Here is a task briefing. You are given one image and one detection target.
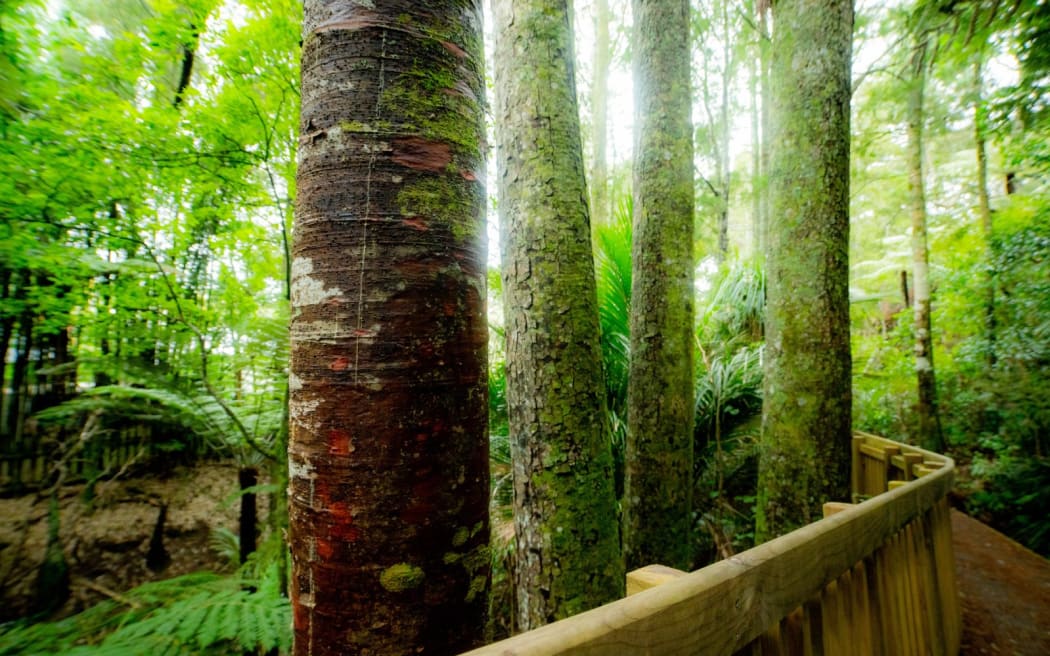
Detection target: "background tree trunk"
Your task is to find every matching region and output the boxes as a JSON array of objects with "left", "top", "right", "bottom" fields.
[
  {"left": 906, "top": 39, "right": 944, "bottom": 453},
  {"left": 623, "top": 0, "right": 695, "bottom": 571},
  {"left": 290, "top": 3, "right": 490, "bottom": 654},
  {"left": 756, "top": 0, "right": 853, "bottom": 542},
  {"left": 973, "top": 58, "right": 996, "bottom": 366},
  {"left": 590, "top": 0, "right": 612, "bottom": 227},
  {"left": 493, "top": 0, "right": 624, "bottom": 631}
]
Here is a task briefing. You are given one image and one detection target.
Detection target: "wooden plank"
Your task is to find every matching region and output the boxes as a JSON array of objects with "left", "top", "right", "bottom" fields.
[
  {"left": 888, "top": 481, "right": 908, "bottom": 490},
  {"left": 859, "top": 444, "right": 887, "bottom": 461},
  {"left": 901, "top": 454, "right": 923, "bottom": 482},
  {"left": 626, "top": 565, "right": 687, "bottom": 596},
  {"left": 461, "top": 450, "right": 955, "bottom": 656},
  {"left": 851, "top": 435, "right": 865, "bottom": 501},
  {"left": 822, "top": 502, "right": 853, "bottom": 518}
]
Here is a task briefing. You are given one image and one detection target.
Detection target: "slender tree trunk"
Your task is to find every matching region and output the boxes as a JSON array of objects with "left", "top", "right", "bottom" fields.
[
  {"left": 238, "top": 466, "right": 258, "bottom": 566},
  {"left": 590, "top": 0, "right": 612, "bottom": 226},
  {"left": 756, "top": 0, "right": 853, "bottom": 542},
  {"left": 749, "top": 31, "right": 763, "bottom": 258},
  {"left": 290, "top": 3, "right": 490, "bottom": 654},
  {"left": 906, "top": 39, "right": 944, "bottom": 453},
  {"left": 759, "top": 6, "right": 772, "bottom": 234},
  {"left": 623, "top": 0, "right": 695, "bottom": 571},
  {"left": 493, "top": 0, "right": 623, "bottom": 630},
  {"left": 717, "top": 0, "right": 732, "bottom": 262},
  {"left": 973, "top": 58, "right": 996, "bottom": 366}
]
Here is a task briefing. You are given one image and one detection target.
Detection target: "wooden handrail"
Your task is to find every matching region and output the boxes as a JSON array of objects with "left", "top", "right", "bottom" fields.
[{"left": 463, "top": 433, "right": 960, "bottom": 656}]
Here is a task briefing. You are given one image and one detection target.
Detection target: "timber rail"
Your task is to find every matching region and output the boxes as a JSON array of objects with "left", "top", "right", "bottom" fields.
[{"left": 464, "top": 431, "right": 960, "bottom": 655}]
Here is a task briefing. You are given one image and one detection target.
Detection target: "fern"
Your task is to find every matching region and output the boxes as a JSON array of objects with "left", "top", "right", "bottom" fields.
[{"left": 0, "top": 573, "right": 291, "bottom": 656}]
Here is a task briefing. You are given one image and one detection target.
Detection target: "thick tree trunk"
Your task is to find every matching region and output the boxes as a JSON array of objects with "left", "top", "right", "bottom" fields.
[
  {"left": 290, "top": 3, "right": 490, "bottom": 654},
  {"left": 623, "top": 0, "right": 695, "bottom": 571},
  {"left": 493, "top": 0, "right": 623, "bottom": 630},
  {"left": 973, "top": 59, "right": 996, "bottom": 366},
  {"left": 756, "top": 0, "right": 853, "bottom": 542},
  {"left": 590, "top": 0, "right": 612, "bottom": 226},
  {"left": 906, "top": 40, "right": 944, "bottom": 453}
]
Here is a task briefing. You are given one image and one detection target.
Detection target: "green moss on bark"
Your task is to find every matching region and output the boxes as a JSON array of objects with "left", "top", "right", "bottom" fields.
[
  {"left": 623, "top": 0, "right": 695, "bottom": 571},
  {"left": 755, "top": 0, "right": 853, "bottom": 542},
  {"left": 493, "top": 0, "right": 624, "bottom": 630}
]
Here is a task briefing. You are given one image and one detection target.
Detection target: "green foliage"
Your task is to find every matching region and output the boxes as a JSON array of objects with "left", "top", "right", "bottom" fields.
[
  {"left": 0, "top": 570, "right": 290, "bottom": 655},
  {"left": 691, "top": 260, "right": 765, "bottom": 563}
]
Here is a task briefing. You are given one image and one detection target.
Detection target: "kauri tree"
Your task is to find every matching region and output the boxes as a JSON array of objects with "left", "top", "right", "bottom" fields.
[
  {"left": 289, "top": 2, "right": 490, "bottom": 654},
  {"left": 623, "top": 0, "right": 696, "bottom": 570},
  {"left": 756, "top": 0, "right": 853, "bottom": 541},
  {"left": 493, "top": 0, "right": 624, "bottom": 630}
]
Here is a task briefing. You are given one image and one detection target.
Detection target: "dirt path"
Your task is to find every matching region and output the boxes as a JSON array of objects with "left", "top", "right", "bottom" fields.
[{"left": 953, "top": 509, "right": 1050, "bottom": 655}]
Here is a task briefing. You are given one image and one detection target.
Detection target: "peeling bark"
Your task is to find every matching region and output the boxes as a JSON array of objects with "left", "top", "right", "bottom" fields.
[
  {"left": 493, "top": 0, "right": 624, "bottom": 630},
  {"left": 290, "top": 3, "right": 489, "bottom": 654},
  {"left": 756, "top": 0, "right": 853, "bottom": 542},
  {"left": 623, "top": 0, "right": 696, "bottom": 571}
]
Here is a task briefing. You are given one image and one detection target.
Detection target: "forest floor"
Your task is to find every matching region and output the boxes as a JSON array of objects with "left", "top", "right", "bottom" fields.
[
  {"left": 0, "top": 462, "right": 261, "bottom": 622},
  {"left": 954, "top": 509, "right": 1050, "bottom": 656}
]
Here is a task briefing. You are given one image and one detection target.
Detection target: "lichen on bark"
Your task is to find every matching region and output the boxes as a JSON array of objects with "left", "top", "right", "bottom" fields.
[
  {"left": 492, "top": 0, "right": 624, "bottom": 631},
  {"left": 755, "top": 0, "right": 853, "bottom": 543}
]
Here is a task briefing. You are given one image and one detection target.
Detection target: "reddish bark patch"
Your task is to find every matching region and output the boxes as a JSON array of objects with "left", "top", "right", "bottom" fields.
[
  {"left": 403, "top": 217, "right": 429, "bottom": 231},
  {"left": 460, "top": 170, "right": 477, "bottom": 181},
  {"left": 326, "top": 500, "right": 361, "bottom": 542},
  {"left": 329, "top": 356, "right": 351, "bottom": 371},
  {"left": 315, "top": 537, "right": 336, "bottom": 560},
  {"left": 391, "top": 137, "right": 453, "bottom": 172},
  {"left": 327, "top": 428, "right": 354, "bottom": 456},
  {"left": 441, "top": 40, "right": 467, "bottom": 59}
]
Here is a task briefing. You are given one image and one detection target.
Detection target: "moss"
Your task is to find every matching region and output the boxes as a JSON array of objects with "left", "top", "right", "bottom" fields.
[
  {"left": 397, "top": 178, "right": 478, "bottom": 240},
  {"left": 379, "top": 563, "right": 425, "bottom": 592},
  {"left": 452, "top": 526, "right": 470, "bottom": 547}
]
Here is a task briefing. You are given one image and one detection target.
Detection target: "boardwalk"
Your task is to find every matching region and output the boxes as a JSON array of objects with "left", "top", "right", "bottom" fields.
[{"left": 954, "top": 510, "right": 1050, "bottom": 656}]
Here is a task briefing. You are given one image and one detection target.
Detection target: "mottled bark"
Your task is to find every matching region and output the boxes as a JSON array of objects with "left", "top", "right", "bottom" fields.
[
  {"left": 906, "top": 40, "right": 944, "bottom": 453},
  {"left": 623, "top": 0, "right": 695, "bottom": 571},
  {"left": 290, "top": 3, "right": 490, "bottom": 655},
  {"left": 973, "top": 59, "right": 996, "bottom": 365},
  {"left": 492, "top": 0, "right": 623, "bottom": 630},
  {"left": 755, "top": 0, "right": 853, "bottom": 542},
  {"left": 590, "top": 0, "right": 611, "bottom": 226}
]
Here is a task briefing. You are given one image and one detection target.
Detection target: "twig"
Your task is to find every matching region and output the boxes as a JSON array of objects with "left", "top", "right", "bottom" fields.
[{"left": 72, "top": 575, "right": 143, "bottom": 609}]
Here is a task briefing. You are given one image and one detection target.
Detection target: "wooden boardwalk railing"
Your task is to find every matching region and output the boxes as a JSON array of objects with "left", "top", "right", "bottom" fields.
[{"left": 463, "top": 432, "right": 960, "bottom": 656}]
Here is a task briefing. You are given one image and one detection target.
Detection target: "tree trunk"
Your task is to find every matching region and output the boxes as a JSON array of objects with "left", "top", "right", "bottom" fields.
[
  {"left": 590, "top": 0, "right": 612, "bottom": 226},
  {"left": 759, "top": 6, "right": 772, "bottom": 236},
  {"left": 623, "top": 0, "right": 695, "bottom": 571},
  {"left": 756, "top": 0, "right": 853, "bottom": 542},
  {"left": 493, "top": 0, "right": 623, "bottom": 630},
  {"left": 973, "top": 58, "right": 996, "bottom": 366},
  {"left": 238, "top": 466, "right": 258, "bottom": 566},
  {"left": 749, "top": 26, "right": 763, "bottom": 258},
  {"left": 290, "top": 3, "right": 490, "bottom": 655},
  {"left": 906, "top": 39, "right": 944, "bottom": 453}
]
